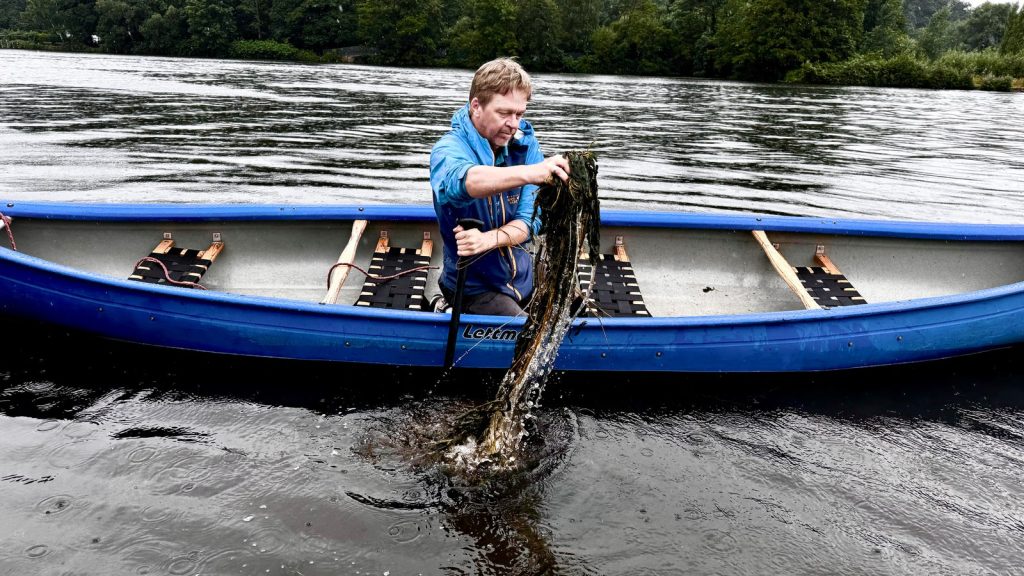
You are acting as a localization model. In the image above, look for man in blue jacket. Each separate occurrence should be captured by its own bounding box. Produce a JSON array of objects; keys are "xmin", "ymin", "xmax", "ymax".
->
[{"xmin": 430, "ymin": 58, "xmax": 570, "ymax": 316}]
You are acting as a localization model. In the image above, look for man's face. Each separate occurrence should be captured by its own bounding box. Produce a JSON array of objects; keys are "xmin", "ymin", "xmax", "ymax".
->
[{"xmin": 470, "ymin": 90, "xmax": 528, "ymax": 150}]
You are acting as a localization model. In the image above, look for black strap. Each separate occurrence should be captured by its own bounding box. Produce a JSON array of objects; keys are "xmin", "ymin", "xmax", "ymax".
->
[
  {"xmin": 129, "ymin": 249, "xmax": 212, "ymax": 287},
  {"xmin": 355, "ymin": 246, "xmax": 431, "ymax": 310},
  {"xmin": 578, "ymin": 254, "xmax": 650, "ymax": 317},
  {"xmin": 796, "ymin": 266, "xmax": 866, "ymax": 307}
]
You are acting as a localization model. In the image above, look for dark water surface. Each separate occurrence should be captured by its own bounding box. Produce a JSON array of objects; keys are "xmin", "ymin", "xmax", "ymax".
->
[{"xmin": 3, "ymin": 50, "xmax": 1024, "ymax": 575}]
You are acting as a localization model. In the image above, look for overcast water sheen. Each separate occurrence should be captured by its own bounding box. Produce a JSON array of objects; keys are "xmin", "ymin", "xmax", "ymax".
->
[{"xmin": 2, "ymin": 50, "xmax": 1024, "ymax": 575}]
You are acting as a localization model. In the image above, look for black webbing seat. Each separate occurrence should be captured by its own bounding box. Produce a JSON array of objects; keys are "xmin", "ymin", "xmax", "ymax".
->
[
  {"xmin": 129, "ymin": 240, "xmax": 221, "ymax": 288},
  {"xmin": 355, "ymin": 245, "xmax": 431, "ymax": 311},
  {"xmin": 578, "ymin": 250, "xmax": 650, "ymax": 317},
  {"xmin": 795, "ymin": 266, "xmax": 866, "ymax": 307}
]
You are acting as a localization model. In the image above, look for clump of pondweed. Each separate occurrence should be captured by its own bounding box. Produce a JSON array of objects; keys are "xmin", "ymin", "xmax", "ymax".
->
[{"xmin": 445, "ymin": 151, "xmax": 600, "ymax": 471}]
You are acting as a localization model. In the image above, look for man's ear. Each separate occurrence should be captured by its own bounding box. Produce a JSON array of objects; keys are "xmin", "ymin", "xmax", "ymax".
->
[{"xmin": 469, "ymin": 97, "xmax": 481, "ymax": 118}]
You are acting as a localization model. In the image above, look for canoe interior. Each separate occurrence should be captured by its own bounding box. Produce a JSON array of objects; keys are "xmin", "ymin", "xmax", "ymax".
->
[{"xmin": 9, "ymin": 218, "xmax": 1024, "ymax": 316}]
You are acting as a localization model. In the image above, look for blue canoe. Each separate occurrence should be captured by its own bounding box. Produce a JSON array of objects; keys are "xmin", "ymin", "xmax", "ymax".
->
[{"xmin": 1, "ymin": 201, "xmax": 1023, "ymax": 372}]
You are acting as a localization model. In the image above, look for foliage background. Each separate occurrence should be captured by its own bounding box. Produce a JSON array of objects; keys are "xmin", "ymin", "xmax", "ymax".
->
[{"xmin": 2, "ymin": 0, "xmax": 1023, "ymax": 88}]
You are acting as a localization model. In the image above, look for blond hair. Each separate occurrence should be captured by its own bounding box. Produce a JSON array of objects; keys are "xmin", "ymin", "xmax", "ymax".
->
[{"xmin": 469, "ymin": 58, "xmax": 533, "ymax": 106}]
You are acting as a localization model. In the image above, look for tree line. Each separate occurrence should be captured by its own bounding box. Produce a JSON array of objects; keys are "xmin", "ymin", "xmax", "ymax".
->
[{"xmin": 2, "ymin": 0, "xmax": 1023, "ymax": 84}]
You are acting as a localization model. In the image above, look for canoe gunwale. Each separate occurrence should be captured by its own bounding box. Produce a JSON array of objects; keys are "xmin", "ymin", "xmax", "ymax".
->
[{"xmin": 5, "ymin": 201, "xmax": 1024, "ymax": 241}]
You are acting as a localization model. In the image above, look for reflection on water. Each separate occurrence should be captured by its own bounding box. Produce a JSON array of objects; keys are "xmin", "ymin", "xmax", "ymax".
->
[
  {"xmin": 3, "ymin": 50, "xmax": 1024, "ymax": 574},
  {"xmin": 2, "ymin": 50, "xmax": 1023, "ymax": 221},
  {"xmin": 3, "ymin": 319, "xmax": 1024, "ymax": 574}
]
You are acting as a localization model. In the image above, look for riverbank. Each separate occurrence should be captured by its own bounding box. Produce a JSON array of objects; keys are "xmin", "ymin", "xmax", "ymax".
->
[
  {"xmin": 0, "ymin": 34, "xmax": 355, "ymax": 63},
  {"xmin": 3, "ymin": 39, "xmax": 1023, "ymax": 93}
]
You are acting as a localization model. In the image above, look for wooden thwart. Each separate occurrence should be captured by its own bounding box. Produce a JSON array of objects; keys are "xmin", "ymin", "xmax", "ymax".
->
[
  {"xmin": 321, "ymin": 219, "xmax": 368, "ymax": 305},
  {"xmin": 199, "ymin": 241, "xmax": 224, "ymax": 262},
  {"xmin": 815, "ymin": 250, "xmax": 841, "ymax": 275},
  {"xmin": 419, "ymin": 232, "xmax": 433, "ymax": 259},
  {"xmin": 152, "ymin": 239, "xmax": 175, "ymax": 255},
  {"xmin": 752, "ymin": 230, "xmax": 821, "ymax": 310}
]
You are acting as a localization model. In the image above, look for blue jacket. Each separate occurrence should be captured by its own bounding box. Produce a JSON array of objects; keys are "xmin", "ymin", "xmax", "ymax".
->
[{"xmin": 429, "ymin": 104, "xmax": 544, "ymax": 301}]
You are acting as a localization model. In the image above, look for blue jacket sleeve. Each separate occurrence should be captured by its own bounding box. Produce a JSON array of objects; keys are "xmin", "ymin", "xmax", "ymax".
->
[
  {"xmin": 514, "ymin": 138, "xmax": 545, "ymax": 236},
  {"xmin": 430, "ymin": 136, "xmax": 476, "ymax": 208}
]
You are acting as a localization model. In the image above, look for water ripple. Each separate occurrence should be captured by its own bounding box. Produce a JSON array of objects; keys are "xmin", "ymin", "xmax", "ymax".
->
[{"xmin": 2, "ymin": 50, "xmax": 1022, "ymax": 222}]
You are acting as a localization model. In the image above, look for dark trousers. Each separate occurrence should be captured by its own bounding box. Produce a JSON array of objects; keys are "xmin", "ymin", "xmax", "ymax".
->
[{"xmin": 440, "ymin": 282, "xmax": 527, "ymax": 316}]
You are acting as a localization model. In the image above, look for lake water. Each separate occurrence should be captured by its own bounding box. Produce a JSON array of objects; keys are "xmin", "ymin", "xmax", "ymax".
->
[{"xmin": 2, "ymin": 50, "xmax": 1024, "ymax": 575}]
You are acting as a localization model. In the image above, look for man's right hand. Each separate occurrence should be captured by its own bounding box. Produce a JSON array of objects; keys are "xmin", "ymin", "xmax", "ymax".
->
[
  {"xmin": 465, "ymin": 154, "xmax": 572, "ymax": 199},
  {"xmin": 532, "ymin": 155, "xmax": 571, "ymax": 186}
]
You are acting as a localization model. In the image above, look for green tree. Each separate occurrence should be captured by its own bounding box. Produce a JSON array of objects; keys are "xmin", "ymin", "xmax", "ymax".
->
[
  {"xmin": 904, "ymin": 0, "xmax": 967, "ymax": 29},
  {"xmin": 516, "ymin": 0, "xmax": 564, "ymax": 71},
  {"xmin": 1, "ymin": 0, "xmax": 27, "ymax": 29},
  {"xmin": 357, "ymin": 0, "xmax": 441, "ymax": 65},
  {"xmin": 184, "ymin": 0, "xmax": 236, "ymax": 56},
  {"xmin": 95, "ymin": 0, "xmax": 160, "ymax": 52},
  {"xmin": 138, "ymin": 0, "xmax": 188, "ymax": 54},
  {"xmin": 862, "ymin": 0, "xmax": 910, "ymax": 56},
  {"xmin": 1001, "ymin": 5, "xmax": 1024, "ymax": 55},
  {"xmin": 917, "ymin": 5, "xmax": 959, "ymax": 59},
  {"xmin": 445, "ymin": 0, "xmax": 518, "ymax": 68},
  {"xmin": 587, "ymin": 0, "xmax": 676, "ymax": 75},
  {"xmin": 667, "ymin": 0, "xmax": 725, "ymax": 76},
  {"xmin": 958, "ymin": 2, "xmax": 1013, "ymax": 51},
  {"xmin": 714, "ymin": 0, "xmax": 866, "ymax": 81},
  {"xmin": 233, "ymin": 0, "xmax": 265, "ymax": 39},
  {"xmin": 555, "ymin": 0, "xmax": 602, "ymax": 54},
  {"xmin": 269, "ymin": 0, "xmax": 354, "ymax": 51},
  {"xmin": 959, "ymin": 2, "xmax": 1013, "ymax": 51},
  {"xmin": 20, "ymin": 0, "xmax": 96, "ymax": 43}
]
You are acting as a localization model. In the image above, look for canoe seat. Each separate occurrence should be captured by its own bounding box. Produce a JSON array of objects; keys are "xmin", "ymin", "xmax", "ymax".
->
[
  {"xmin": 128, "ymin": 239, "xmax": 223, "ymax": 288},
  {"xmin": 795, "ymin": 266, "xmax": 866, "ymax": 307},
  {"xmin": 354, "ymin": 232, "xmax": 432, "ymax": 311},
  {"xmin": 578, "ymin": 239, "xmax": 650, "ymax": 317}
]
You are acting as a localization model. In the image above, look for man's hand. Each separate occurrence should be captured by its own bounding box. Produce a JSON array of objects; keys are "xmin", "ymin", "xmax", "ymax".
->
[
  {"xmin": 454, "ymin": 225, "xmax": 496, "ymax": 257},
  {"xmin": 531, "ymin": 154, "xmax": 571, "ymax": 185}
]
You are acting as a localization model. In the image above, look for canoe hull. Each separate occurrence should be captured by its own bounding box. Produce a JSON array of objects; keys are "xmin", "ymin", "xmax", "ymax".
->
[{"xmin": 3, "ymin": 202, "xmax": 1024, "ymax": 372}]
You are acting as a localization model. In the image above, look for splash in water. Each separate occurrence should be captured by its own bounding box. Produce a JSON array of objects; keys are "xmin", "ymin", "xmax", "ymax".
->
[{"xmin": 449, "ymin": 151, "xmax": 600, "ymax": 470}]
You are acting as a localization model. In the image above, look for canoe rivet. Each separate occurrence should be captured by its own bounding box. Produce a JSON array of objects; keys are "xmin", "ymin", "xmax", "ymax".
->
[
  {"xmin": 656, "ymin": 352, "xmax": 662, "ymax": 357},
  {"xmin": 401, "ymin": 345, "xmax": 407, "ymax": 350},
  {"xmin": 6, "ymin": 203, "xmax": 12, "ymax": 208},
  {"xmin": 97, "ymin": 307, "xmax": 103, "ymax": 312},
  {"xmin": 848, "ymin": 341, "xmax": 854, "ymax": 347},
  {"xmin": 344, "ymin": 341, "xmax": 350, "ymax": 347},
  {"xmin": 897, "ymin": 335, "xmax": 903, "ymax": 341},
  {"xmin": 358, "ymin": 207, "xmax": 365, "ymax": 212},
  {"xmin": 149, "ymin": 316, "xmax": 155, "ymax": 321},
  {"xmin": 600, "ymin": 352, "xmax": 607, "ymax": 358}
]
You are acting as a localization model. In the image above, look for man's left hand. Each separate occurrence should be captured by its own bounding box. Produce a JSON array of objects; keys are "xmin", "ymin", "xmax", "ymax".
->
[{"xmin": 454, "ymin": 225, "xmax": 497, "ymax": 257}]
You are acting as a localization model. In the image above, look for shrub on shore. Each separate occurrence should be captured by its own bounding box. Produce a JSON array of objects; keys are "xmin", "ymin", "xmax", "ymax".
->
[
  {"xmin": 0, "ymin": 30, "xmax": 98, "ymax": 52},
  {"xmin": 936, "ymin": 49, "xmax": 1024, "ymax": 78},
  {"xmin": 228, "ymin": 40, "xmax": 318, "ymax": 63},
  {"xmin": 788, "ymin": 51, "xmax": 1021, "ymax": 91},
  {"xmin": 979, "ymin": 74, "xmax": 1014, "ymax": 91}
]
